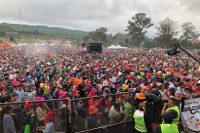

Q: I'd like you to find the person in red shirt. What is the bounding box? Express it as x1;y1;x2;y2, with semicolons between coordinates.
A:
0;83;6;94
192;80;200;96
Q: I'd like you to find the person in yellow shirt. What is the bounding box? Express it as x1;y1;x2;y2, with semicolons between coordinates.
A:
161;98;180;125
133;101;147;133
154;110;179;133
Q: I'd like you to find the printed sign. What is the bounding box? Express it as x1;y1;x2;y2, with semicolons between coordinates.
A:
181;97;200;132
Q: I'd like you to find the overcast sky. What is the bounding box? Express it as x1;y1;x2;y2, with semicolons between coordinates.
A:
0;0;199;37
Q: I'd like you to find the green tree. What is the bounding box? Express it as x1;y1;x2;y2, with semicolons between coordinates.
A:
112;33;124;46
106;34;113;46
126;13;153;46
180;22;199;41
87;27;108;44
143;37;153;48
156;18;178;47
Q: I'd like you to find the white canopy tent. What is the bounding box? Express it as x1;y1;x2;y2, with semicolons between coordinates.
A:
107;45;128;49
107;45;116;49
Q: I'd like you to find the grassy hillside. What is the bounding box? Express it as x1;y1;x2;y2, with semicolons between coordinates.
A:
0;23;88;41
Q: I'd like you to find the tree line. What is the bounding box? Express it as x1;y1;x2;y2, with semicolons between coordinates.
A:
83;13;200;48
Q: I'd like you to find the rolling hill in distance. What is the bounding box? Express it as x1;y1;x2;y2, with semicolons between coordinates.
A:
0;22;88;41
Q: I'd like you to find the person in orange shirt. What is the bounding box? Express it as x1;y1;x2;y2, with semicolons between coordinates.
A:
74;73;83;86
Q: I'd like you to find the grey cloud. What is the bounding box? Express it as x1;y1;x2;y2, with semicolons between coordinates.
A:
180;0;200;14
19;0;149;32
0;0;199;35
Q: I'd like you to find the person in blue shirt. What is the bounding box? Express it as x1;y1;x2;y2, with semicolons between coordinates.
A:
2;106;16;133
15;85;25;102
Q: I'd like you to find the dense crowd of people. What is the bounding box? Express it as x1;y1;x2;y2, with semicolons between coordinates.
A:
0;45;200;133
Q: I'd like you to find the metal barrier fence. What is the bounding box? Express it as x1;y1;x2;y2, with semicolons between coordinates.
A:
0;98;73;133
0;92;136;133
0;92;179;133
75;121;133;133
72;92;135;133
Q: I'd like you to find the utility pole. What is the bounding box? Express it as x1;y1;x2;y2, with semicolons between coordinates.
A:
18;0;22;45
20;6;21;35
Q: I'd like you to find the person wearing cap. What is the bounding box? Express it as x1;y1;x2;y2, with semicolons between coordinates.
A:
88;88;104;107
154;110;179;133
109;74;117;90
87;92;107;130
35;96;47;126
133;101;147;133
123;96;134;121
25;75;35;87
192;80;200;96
134;87;146;110
116;72;125;87
74;73;83;86
20;100;36;133
122;84;129;92
54;83;65;98
59;100;71;132
74;100;87;132
88;105;99;130
44;111;55;133
161;98;180;125
12;80;20;87
15;83;25;102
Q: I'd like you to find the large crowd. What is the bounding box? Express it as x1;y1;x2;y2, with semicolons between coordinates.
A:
0;45;200;133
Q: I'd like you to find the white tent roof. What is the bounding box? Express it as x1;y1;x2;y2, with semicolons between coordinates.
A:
107;45;116;49
107;45;128;49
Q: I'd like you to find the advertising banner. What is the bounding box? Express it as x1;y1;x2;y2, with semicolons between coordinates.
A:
181;97;200;132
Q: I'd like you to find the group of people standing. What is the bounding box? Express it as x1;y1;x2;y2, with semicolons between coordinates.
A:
0;45;200;133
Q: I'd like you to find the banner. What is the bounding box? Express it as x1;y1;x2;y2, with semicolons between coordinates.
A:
181;97;200;132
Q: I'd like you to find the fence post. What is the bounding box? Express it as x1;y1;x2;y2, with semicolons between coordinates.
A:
0;105;3;133
70;99;75;133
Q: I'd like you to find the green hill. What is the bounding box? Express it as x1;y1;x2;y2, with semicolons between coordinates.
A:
0;22;88;40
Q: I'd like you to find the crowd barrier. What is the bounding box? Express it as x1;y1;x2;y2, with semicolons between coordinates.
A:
1;92;198;133
0;92;134;133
